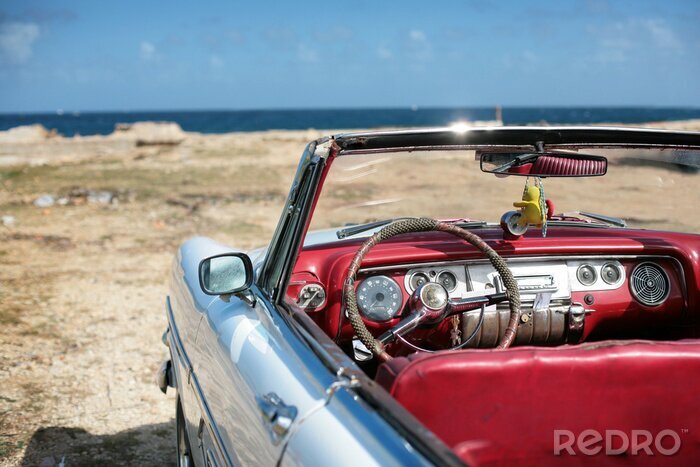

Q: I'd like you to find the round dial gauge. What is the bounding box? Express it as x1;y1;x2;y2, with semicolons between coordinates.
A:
577;264;597;286
409;272;430;291
437;271;458;292
601;263;622;285
356;275;403;322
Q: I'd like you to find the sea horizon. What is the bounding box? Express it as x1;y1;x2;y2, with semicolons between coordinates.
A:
2;106;700;136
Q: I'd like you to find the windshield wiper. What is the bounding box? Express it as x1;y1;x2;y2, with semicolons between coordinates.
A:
578;211;627;227
552;211;627;228
336;217;412;239
336;218;488;239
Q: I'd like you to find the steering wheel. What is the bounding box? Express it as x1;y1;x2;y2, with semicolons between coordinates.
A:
344;218;521;362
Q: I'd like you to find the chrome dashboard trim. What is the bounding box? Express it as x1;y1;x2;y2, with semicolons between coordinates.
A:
359;255;687;303
359;255;683;273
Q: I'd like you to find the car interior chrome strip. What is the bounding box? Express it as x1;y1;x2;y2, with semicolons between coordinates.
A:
338;144;534;156
359;254;682;272
166;297;235;467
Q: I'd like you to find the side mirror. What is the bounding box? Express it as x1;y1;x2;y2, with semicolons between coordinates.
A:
198;253;253;296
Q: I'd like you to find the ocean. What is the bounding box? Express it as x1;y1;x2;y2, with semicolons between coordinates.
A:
1;107;700;136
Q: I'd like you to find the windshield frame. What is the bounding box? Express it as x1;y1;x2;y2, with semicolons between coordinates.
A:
267;127;700;299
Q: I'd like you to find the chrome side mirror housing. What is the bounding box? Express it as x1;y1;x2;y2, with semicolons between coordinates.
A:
198;252;253;296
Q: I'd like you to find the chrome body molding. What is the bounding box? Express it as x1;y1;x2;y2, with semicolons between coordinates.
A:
166;297;236;467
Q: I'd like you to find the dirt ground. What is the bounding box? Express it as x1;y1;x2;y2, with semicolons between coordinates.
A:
1;122;699;466
0;129;321;466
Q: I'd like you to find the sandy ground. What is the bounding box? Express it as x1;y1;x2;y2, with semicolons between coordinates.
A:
1;121;699;465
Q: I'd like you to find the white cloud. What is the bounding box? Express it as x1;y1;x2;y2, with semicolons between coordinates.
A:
409;30;426;42
522;50;537;63
501;51;539;70
140;41;156;61
210;54;224;68
406;29;431;61
590;18;683;63
0;22;41;65
376;45;392;60
297;44;318;63
644;19;682;50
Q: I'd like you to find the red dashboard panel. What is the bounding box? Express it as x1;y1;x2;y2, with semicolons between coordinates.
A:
287;226;700;346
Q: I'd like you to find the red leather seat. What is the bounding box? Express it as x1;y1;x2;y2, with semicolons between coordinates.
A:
376;340;700;465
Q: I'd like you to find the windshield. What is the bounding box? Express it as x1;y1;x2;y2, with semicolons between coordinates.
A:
308;147;700;236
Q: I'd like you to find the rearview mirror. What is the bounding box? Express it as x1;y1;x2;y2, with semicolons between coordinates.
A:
479;151;607;177
199;253;253;296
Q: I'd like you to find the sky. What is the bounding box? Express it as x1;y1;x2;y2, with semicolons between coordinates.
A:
0;0;699;112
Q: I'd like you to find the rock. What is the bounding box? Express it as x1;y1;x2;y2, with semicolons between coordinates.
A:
1;215;15;226
109;121;186;146
0;124;58;143
33;194;56;208
87;191;114;205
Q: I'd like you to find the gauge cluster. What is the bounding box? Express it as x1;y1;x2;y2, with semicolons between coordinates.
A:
567;260;625;291
352;257;667;323
404;265;469;297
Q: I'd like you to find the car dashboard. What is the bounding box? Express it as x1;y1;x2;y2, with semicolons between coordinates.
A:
286;226;699;358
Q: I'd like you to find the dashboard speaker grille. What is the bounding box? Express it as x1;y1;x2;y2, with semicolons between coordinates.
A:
630;262;670;306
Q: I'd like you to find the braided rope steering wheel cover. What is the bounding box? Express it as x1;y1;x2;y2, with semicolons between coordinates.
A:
344;218;521;361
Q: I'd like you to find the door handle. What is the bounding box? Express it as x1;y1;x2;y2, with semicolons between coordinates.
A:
256;392;298;442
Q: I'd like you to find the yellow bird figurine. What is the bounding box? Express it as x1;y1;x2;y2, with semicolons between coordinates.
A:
513;185;544;227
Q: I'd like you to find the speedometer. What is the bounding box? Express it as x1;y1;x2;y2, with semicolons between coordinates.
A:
356;275;403;322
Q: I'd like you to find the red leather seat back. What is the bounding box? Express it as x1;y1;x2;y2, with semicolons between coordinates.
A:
377;340;700;465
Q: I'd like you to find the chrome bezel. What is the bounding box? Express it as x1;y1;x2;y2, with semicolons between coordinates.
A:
576;264;597;286
407;271;430;292
419;282;449;311
296;283;327;310
600;262;623;286
436;270;458;292
630;262;670;307
356;275;403;322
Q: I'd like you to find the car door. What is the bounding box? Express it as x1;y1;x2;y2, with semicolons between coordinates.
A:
193;285;337;465
190;142;339;464
167;250;208;467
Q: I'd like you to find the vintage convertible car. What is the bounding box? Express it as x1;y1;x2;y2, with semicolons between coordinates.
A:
158;127;700;466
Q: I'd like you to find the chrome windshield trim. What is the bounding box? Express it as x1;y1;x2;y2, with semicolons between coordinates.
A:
333;126;700;153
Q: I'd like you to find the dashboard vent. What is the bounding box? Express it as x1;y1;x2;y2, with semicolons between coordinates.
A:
630;263;670;306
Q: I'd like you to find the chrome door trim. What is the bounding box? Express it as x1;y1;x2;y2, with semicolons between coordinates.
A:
166;296;235;467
